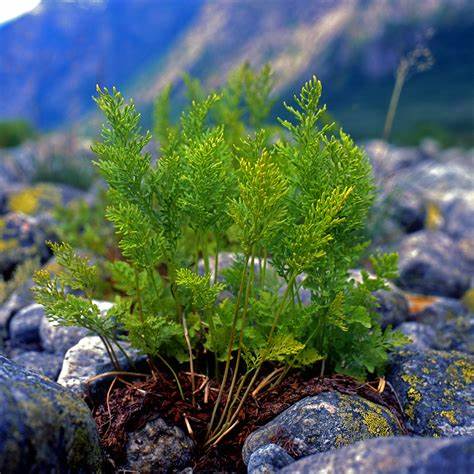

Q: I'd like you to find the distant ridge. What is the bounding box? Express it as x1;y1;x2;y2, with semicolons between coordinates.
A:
0;0;472;144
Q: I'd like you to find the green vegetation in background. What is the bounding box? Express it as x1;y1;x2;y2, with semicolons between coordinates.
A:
0;120;36;148
34;65;408;446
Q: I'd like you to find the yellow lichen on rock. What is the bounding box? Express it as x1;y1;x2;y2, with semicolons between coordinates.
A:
8;185;61;215
440;410;458;425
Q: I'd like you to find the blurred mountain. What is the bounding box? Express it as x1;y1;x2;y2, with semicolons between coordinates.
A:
0;0;473;144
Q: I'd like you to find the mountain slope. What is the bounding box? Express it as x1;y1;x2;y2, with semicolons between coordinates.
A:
0;0;201;128
0;0;472;144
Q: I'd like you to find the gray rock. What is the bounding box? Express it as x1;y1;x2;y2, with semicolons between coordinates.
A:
397;322;437;351
397;231;471;298
375;289;409;328
248;444;294;474
121;416;194;473
40;300;113;355
410;296;469;325
443;197;474;241
242;391;402;465
400;296;474;354
364;141;426;182
9;303;43;347
278;435;474;474
0;278;35;336
0;355;102;473
57;335;144;397
0;213;50;278
9;350;62;380
388;349;474;436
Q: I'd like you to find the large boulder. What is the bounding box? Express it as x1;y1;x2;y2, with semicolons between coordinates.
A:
278;435;474;474
242;391;402;465
0;355;102;472
388;349;474;436
120;416;194;473
397;231;471;298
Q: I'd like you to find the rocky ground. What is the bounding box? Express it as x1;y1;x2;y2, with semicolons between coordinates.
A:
0;137;472;472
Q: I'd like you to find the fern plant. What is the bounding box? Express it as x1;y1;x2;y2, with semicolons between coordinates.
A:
34;65;407;445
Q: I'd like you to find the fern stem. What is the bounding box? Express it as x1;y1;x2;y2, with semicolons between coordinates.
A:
213;236;220;285
181;310;196;406
100;335;121;370
156;353;185;400
207;254;249;435
214;251;255;433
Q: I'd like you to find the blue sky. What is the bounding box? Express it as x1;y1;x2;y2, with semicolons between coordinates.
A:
0;0;41;24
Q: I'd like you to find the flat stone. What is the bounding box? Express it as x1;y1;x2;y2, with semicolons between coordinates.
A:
57;335;144;397
242;391;402;465
278;435;474;474
121;416;194;473
388;349;474;436
0;355;102;472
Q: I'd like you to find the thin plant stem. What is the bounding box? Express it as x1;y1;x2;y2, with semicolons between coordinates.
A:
383;60;409;141
207;255;249;435
182;310;196;406
214;251;255;432
156;353;185;400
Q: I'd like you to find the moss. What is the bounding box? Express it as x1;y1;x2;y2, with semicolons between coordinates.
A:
440;410;458;425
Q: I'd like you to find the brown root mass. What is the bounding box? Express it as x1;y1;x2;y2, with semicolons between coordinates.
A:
90;368;407;473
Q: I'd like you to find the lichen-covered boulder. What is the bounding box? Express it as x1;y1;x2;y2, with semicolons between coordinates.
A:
0;355;102;472
278;435;474;474
0;213;50;278
121;416;194;473
247;444;294;474
242;391;402;465
388;349;474;436
8;303;43;348
397;231;471;298
9;350;62;380
58;335;144;397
